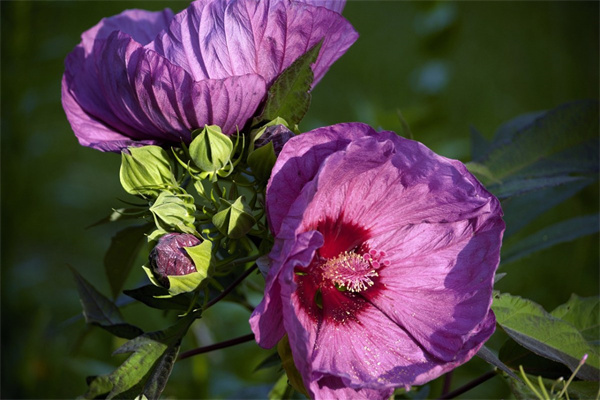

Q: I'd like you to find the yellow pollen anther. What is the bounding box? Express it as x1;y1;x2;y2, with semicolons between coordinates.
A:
321;251;379;292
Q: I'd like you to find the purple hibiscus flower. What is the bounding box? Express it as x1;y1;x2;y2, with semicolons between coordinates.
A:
249;123;505;399
62;0;357;152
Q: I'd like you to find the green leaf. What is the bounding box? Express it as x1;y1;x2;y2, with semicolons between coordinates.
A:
189;125;233;174
105;224;152;299
259;40;323;125
84;313;197;399
120;146;176;198
123;285;194;312
86;208;148;229
277;335;308;397
212;196;256;239
476;345;520;380
247;141;276;183
492;293;600;381
501;177;595;237
551;295;600;344
149;190;196;234
499;339;572;379
473;100;599;182
501;214;599;265
490;175;591;200
70;267;143;340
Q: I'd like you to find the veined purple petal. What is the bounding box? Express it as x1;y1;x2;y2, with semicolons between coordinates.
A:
81;9;174;55
150;0;357;86
293;0;347;14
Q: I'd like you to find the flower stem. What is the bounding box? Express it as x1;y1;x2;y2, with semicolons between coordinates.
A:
203;264;258;311
441;370;454;396
178;333;255;361
437;370;496;400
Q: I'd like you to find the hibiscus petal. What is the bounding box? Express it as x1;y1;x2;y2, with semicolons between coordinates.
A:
81;8;174;54
310;302;493;391
293;0;347;14
135;49;267;137
267;123;381;236
150;0;357;86
251;230;324;349
362;217;502;361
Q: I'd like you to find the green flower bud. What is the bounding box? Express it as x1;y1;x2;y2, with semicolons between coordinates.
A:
212;196;256;239
150;190;196;234
144;234;213;296
119;146;175;198
189;125;233;176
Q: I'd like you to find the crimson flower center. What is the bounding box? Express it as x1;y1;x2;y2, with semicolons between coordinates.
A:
320;251;378;292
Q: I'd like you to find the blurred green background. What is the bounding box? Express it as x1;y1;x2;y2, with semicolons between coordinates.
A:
1;1;598;398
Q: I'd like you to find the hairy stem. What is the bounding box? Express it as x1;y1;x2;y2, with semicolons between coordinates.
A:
178;333;255;361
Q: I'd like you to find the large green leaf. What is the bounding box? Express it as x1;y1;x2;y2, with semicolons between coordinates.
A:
259;40;323;125
492;293;599;381
105;224;152;299
551;295;600;345
70;267;143;340
83;312;197;399
501;214;599;265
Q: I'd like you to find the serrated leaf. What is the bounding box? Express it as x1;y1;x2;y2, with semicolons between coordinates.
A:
501;214;599;265
70;267;143;340
260;40;323;125
492;293;600;381
142;341;181;399
123;285;194;311
83;312;197;399
105;224;152;299
551;295;600;344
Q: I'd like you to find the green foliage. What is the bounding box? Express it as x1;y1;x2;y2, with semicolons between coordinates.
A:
212;196;256;239
189;125;234;176
492;293;599;381
248;141;277;184
83;313;197;399
104;224;152;299
123;285;195;312
469;100;599;195
120;146;176;198
502;214;600;265
259;40;322;125
70;267;143;340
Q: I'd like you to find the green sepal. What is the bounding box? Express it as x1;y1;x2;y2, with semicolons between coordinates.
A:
212;196;256;239
247;141;276;183
258;40;323;125
149;190;197;234
189;125;233;175
120;146;176;198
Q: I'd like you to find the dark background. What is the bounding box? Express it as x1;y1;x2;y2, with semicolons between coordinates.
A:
1;1;598;398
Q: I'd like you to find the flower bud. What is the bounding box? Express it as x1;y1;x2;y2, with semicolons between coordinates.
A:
188;125;233;175
119;145;175;198
148;233;201;288
253;122;295;156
